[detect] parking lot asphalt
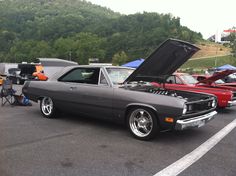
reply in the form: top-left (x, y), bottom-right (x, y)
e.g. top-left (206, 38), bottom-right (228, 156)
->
top-left (0, 85), bottom-right (236, 176)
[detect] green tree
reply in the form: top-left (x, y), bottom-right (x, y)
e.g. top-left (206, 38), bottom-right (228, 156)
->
top-left (112, 51), bottom-right (129, 65)
top-left (29, 41), bottom-right (52, 59)
top-left (8, 40), bottom-right (51, 62)
top-left (228, 27), bottom-right (236, 56)
top-left (53, 37), bottom-right (76, 60)
top-left (0, 30), bottom-right (16, 61)
top-left (73, 32), bottom-right (106, 64)
top-left (0, 0), bottom-right (204, 63)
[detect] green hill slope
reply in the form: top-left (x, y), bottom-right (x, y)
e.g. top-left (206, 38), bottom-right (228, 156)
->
top-left (0, 0), bottom-right (203, 64)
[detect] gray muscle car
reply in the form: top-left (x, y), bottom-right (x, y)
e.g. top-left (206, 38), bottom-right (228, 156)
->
top-left (22, 39), bottom-right (217, 140)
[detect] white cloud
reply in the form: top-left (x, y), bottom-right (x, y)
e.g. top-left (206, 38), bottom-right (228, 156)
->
top-left (87, 0), bottom-right (236, 39)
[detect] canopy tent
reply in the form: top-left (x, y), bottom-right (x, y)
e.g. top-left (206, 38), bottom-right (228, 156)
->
top-left (215, 64), bottom-right (236, 71)
top-left (122, 59), bottom-right (144, 68)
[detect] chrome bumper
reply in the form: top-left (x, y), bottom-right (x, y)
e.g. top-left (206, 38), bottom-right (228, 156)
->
top-left (175, 111), bottom-right (217, 130)
top-left (227, 100), bottom-right (236, 107)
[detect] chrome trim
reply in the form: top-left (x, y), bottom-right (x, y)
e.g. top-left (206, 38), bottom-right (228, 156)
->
top-left (129, 109), bottom-right (153, 138)
top-left (227, 100), bottom-right (236, 107)
top-left (41, 97), bottom-right (54, 116)
top-left (175, 111), bottom-right (217, 130)
top-left (185, 97), bottom-right (215, 105)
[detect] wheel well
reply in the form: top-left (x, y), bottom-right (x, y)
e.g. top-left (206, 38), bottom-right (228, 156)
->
top-left (125, 105), bottom-right (160, 125)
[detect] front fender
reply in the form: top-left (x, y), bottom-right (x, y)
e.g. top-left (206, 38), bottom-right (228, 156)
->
top-left (126, 103), bottom-right (158, 113)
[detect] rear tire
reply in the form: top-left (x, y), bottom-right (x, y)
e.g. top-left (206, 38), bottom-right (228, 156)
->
top-left (127, 107), bottom-right (159, 141)
top-left (40, 97), bottom-right (57, 118)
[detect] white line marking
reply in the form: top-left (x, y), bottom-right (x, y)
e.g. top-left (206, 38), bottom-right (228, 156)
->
top-left (154, 118), bottom-right (236, 176)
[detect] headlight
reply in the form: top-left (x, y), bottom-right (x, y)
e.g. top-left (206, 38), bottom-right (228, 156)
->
top-left (212, 99), bottom-right (216, 108)
top-left (182, 104), bottom-right (187, 115)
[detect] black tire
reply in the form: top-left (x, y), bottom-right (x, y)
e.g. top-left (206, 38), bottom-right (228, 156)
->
top-left (40, 97), bottom-right (57, 118)
top-left (127, 107), bottom-right (159, 141)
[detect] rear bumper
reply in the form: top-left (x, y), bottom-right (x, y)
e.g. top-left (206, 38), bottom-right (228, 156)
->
top-left (227, 100), bottom-right (236, 107)
top-left (175, 111), bottom-right (217, 130)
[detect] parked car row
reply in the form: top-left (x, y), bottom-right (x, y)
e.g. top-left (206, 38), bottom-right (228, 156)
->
top-left (22, 39), bottom-right (236, 140)
top-left (7, 63), bottom-right (48, 85)
top-left (192, 70), bottom-right (236, 87)
top-left (151, 70), bottom-right (236, 108)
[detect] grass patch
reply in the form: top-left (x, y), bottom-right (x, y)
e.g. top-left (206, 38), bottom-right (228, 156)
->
top-left (182, 55), bottom-right (236, 69)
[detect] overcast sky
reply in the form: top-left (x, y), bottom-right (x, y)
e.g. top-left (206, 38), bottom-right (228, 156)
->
top-left (87, 0), bottom-right (235, 39)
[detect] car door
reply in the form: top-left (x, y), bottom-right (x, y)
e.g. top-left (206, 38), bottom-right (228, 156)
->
top-left (57, 67), bottom-right (113, 118)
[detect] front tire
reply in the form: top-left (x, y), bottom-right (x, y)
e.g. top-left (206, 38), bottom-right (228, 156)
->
top-left (40, 97), bottom-right (56, 118)
top-left (127, 107), bottom-right (159, 141)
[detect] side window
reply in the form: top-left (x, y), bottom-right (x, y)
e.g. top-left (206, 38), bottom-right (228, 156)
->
top-left (197, 76), bottom-right (205, 81)
top-left (99, 71), bottom-right (109, 86)
top-left (166, 76), bottom-right (175, 84)
top-left (59, 68), bottom-right (100, 84)
top-left (175, 76), bottom-right (183, 84)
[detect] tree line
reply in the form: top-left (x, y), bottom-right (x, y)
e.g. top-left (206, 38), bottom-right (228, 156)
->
top-left (0, 0), bottom-right (203, 65)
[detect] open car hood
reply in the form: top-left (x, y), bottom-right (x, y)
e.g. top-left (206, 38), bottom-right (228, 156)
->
top-left (197, 70), bottom-right (236, 84)
top-left (124, 39), bottom-right (200, 83)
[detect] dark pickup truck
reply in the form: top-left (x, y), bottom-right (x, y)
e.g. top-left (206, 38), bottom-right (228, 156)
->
top-left (8, 64), bottom-right (36, 84)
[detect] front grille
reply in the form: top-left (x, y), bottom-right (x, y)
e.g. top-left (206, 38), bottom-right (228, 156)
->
top-left (186, 98), bottom-right (215, 114)
top-left (232, 92), bottom-right (236, 100)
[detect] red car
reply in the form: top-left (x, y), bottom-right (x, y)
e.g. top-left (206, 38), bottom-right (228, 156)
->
top-left (193, 70), bottom-right (236, 88)
top-left (152, 72), bottom-right (236, 108)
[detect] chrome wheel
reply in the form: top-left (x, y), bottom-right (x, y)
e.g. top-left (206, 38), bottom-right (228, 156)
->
top-left (129, 109), bottom-right (154, 138)
top-left (41, 97), bottom-right (54, 116)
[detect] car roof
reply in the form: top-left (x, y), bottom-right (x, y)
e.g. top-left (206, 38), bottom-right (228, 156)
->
top-left (49, 65), bottom-right (134, 80)
top-left (173, 72), bottom-right (190, 76)
top-left (62, 65), bottom-right (133, 69)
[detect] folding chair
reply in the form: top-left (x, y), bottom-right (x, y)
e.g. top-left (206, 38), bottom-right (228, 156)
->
top-left (0, 78), bottom-right (16, 106)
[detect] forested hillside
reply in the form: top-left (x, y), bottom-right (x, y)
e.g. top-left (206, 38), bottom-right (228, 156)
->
top-left (0, 0), bottom-right (203, 64)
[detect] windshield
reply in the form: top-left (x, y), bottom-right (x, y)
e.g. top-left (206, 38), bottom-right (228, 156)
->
top-left (228, 73), bottom-right (236, 79)
top-left (106, 68), bottom-right (134, 85)
top-left (215, 79), bottom-right (225, 84)
top-left (180, 74), bottom-right (198, 84)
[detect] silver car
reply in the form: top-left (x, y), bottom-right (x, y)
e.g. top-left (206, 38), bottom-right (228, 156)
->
top-left (22, 39), bottom-right (217, 140)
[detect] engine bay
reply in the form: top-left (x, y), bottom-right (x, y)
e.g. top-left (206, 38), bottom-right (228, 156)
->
top-left (124, 83), bottom-right (213, 102)
top-left (146, 87), bottom-right (179, 97)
